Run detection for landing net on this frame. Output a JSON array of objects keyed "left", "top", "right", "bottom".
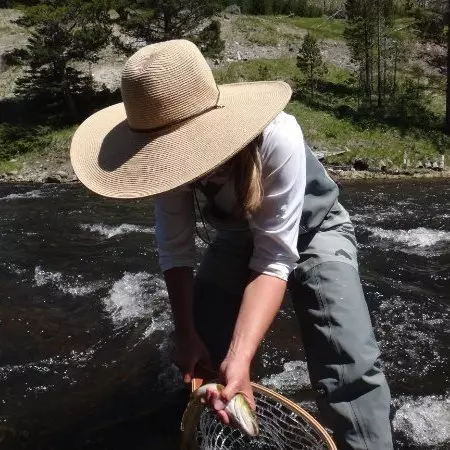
[{"left": 191, "top": 383, "right": 336, "bottom": 450}]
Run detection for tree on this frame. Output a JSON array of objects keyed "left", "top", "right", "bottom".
[
  {"left": 113, "top": 0, "right": 221, "bottom": 56},
  {"left": 344, "top": 0, "right": 394, "bottom": 106},
  {"left": 193, "top": 19, "right": 225, "bottom": 58},
  {"left": 297, "top": 32, "right": 327, "bottom": 97},
  {"left": 413, "top": 6, "right": 445, "bottom": 43},
  {"left": 446, "top": 0, "right": 450, "bottom": 134},
  {"left": 345, "top": 0, "right": 377, "bottom": 102},
  {"left": 411, "top": 0, "right": 450, "bottom": 134},
  {"left": 13, "top": 0, "right": 112, "bottom": 121}
]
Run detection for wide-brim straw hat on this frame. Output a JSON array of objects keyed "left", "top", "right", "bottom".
[{"left": 70, "top": 39, "right": 292, "bottom": 199}]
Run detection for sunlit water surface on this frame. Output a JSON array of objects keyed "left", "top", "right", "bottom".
[{"left": 0, "top": 180, "right": 448, "bottom": 449}]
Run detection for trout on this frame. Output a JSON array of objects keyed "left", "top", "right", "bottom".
[{"left": 181, "top": 383, "right": 259, "bottom": 449}]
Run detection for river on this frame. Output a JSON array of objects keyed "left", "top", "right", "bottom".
[{"left": 0, "top": 180, "right": 449, "bottom": 449}]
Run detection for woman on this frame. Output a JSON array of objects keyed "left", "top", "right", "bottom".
[{"left": 70, "top": 39, "right": 393, "bottom": 449}]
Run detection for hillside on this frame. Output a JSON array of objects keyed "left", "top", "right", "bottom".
[{"left": 0, "top": 8, "right": 448, "bottom": 182}]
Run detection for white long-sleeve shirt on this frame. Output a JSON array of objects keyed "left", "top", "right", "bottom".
[{"left": 154, "top": 112, "right": 306, "bottom": 281}]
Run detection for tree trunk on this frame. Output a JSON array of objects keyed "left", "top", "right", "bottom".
[
  {"left": 365, "top": 25, "right": 372, "bottom": 102},
  {"left": 393, "top": 43, "right": 398, "bottom": 96},
  {"left": 61, "top": 64, "right": 79, "bottom": 122},
  {"left": 54, "top": 60, "right": 78, "bottom": 122},
  {"left": 383, "top": 28, "right": 387, "bottom": 102},
  {"left": 163, "top": 9, "right": 172, "bottom": 40},
  {"left": 377, "top": 0, "right": 382, "bottom": 107},
  {"left": 358, "top": 68, "right": 362, "bottom": 108},
  {"left": 445, "top": 0, "right": 450, "bottom": 134}
]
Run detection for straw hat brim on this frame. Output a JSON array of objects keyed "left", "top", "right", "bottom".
[{"left": 70, "top": 81, "right": 292, "bottom": 199}]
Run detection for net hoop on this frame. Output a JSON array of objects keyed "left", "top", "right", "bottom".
[
  {"left": 183, "top": 378, "right": 337, "bottom": 450},
  {"left": 250, "top": 382, "right": 337, "bottom": 450}
]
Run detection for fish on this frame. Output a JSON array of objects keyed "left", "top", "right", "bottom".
[{"left": 180, "top": 383, "right": 259, "bottom": 449}]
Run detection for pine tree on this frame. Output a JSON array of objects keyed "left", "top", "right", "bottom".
[
  {"left": 13, "top": 0, "right": 112, "bottom": 121},
  {"left": 113, "top": 0, "right": 221, "bottom": 56},
  {"left": 193, "top": 19, "right": 225, "bottom": 58},
  {"left": 344, "top": 0, "right": 394, "bottom": 106},
  {"left": 297, "top": 32, "right": 327, "bottom": 97},
  {"left": 344, "top": 0, "right": 377, "bottom": 103},
  {"left": 445, "top": 0, "right": 450, "bottom": 134}
]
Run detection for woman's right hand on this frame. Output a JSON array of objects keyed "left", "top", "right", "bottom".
[{"left": 173, "top": 331, "right": 213, "bottom": 384}]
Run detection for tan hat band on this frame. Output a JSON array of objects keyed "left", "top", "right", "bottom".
[{"left": 129, "top": 103, "right": 225, "bottom": 134}]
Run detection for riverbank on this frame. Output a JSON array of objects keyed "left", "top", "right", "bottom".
[
  {"left": 0, "top": 151, "right": 448, "bottom": 184},
  {"left": 329, "top": 167, "right": 450, "bottom": 181}
]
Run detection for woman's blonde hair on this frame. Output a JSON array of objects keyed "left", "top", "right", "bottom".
[{"left": 231, "top": 137, "right": 264, "bottom": 218}]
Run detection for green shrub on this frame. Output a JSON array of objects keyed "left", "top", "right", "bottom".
[{"left": 0, "top": 124, "right": 52, "bottom": 160}]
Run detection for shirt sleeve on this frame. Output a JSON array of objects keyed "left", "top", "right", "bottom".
[
  {"left": 154, "top": 187, "right": 196, "bottom": 272},
  {"left": 248, "top": 113, "right": 306, "bottom": 281}
]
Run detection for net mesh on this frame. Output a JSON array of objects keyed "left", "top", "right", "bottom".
[{"left": 191, "top": 386, "right": 334, "bottom": 450}]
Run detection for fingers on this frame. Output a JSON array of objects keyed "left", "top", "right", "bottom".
[
  {"left": 172, "top": 332, "right": 213, "bottom": 384},
  {"left": 220, "top": 382, "right": 238, "bottom": 403},
  {"left": 174, "top": 355, "right": 194, "bottom": 384},
  {"left": 206, "top": 388, "right": 227, "bottom": 411},
  {"left": 183, "top": 358, "right": 197, "bottom": 384},
  {"left": 205, "top": 388, "right": 230, "bottom": 425},
  {"left": 217, "top": 410, "right": 230, "bottom": 425},
  {"left": 184, "top": 354, "right": 214, "bottom": 384},
  {"left": 221, "top": 383, "right": 255, "bottom": 410},
  {"left": 183, "top": 372, "right": 192, "bottom": 384}
]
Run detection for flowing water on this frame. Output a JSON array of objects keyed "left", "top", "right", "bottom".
[{"left": 0, "top": 180, "right": 449, "bottom": 449}]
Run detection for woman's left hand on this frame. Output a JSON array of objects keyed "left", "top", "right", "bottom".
[{"left": 204, "top": 355, "right": 255, "bottom": 425}]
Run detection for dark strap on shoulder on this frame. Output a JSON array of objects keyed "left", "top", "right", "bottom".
[{"left": 193, "top": 180, "right": 229, "bottom": 220}]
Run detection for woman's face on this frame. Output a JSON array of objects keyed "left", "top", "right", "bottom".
[{"left": 202, "top": 159, "right": 233, "bottom": 182}]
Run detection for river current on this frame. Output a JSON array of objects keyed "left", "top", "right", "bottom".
[{"left": 0, "top": 180, "right": 449, "bottom": 449}]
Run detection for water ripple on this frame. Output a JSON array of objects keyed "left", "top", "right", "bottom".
[
  {"left": 368, "top": 227, "right": 450, "bottom": 248},
  {"left": 0, "top": 189, "right": 44, "bottom": 201},
  {"left": 34, "top": 266, "right": 105, "bottom": 296},
  {"left": 260, "top": 361, "right": 311, "bottom": 394},
  {"left": 103, "top": 272, "right": 170, "bottom": 326},
  {"left": 393, "top": 395, "right": 450, "bottom": 447},
  {"left": 80, "top": 223, "right": 155, "bottom": 238}
]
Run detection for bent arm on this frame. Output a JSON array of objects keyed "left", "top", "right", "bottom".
[
  {"left": 164, "top": 266, "right": 195, "bottom": 339},
  {"left": 155, "top": 187, "right": 197, "bottom": 337},
  {"left": 215, "top": 271, "right": 286, "bottom": 410},
  {"left": 226, "top": 271, "right": 287, "bottom": 364},
  {"left": 155, "top": 188, "right": 213, "bottom": 380}
]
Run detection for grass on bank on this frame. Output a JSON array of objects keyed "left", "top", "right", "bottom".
[
  {"left": 275, "top": 16, "right": 346, "bottom": 40},
  {"left": 232, "top": 15, "right": 346, "bottom": 45},
  {"left": 214, "top": 57, "right": 299, "bottom": 83},
  {"left": 286, "top": 102, "right": 445, "bottom": 166},
  {"left": 232, "top": 15, "right": 415, "bottom": 46},
  {"left": 0, "top": 124, "right": 76, "bottom": 172},
  {"left": 213, "top": 57, "right": 448, "bottom": 166}
]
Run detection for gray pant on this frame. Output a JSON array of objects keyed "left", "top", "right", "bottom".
[{"left": 193, "top": 202, "right": 393, "bottom": 450}]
